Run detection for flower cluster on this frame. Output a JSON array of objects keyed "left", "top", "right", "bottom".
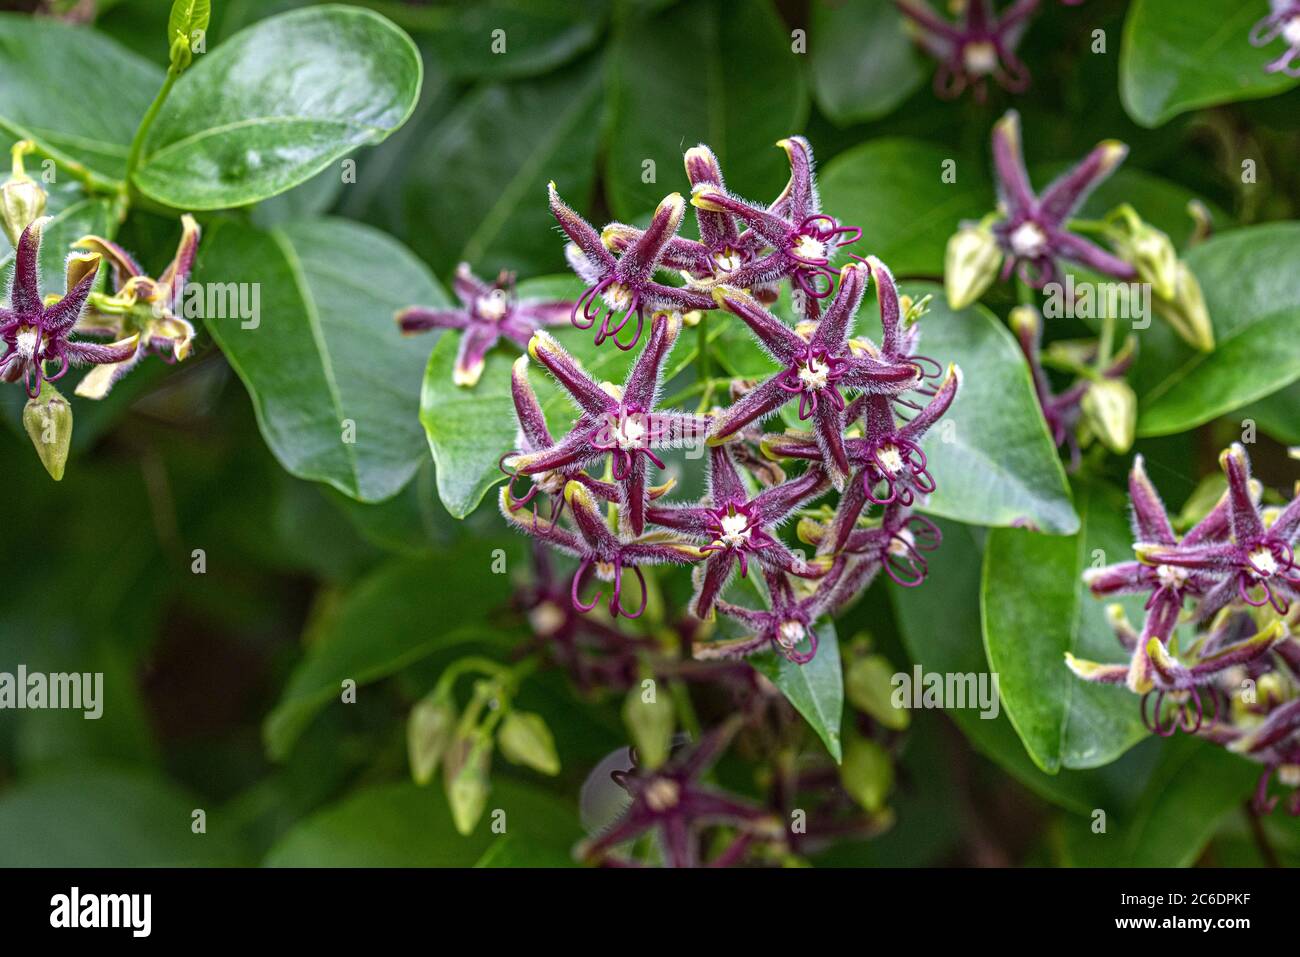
[
  {"left": 497, "top": 139, "right": 961, "bottom": 667},
  {"left": 1067, "top": 445, "right": 1300, "bottom": 813}
]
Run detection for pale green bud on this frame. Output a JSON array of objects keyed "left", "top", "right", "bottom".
[
  {"left": 1081, "top": 378, "right": 1136, "bottom": 455},
  {"left": 498, "top": 710, "right": 560, "bottom": 776},
  {"left": 845, "top": 655, "right": 909, "bottom": 730},
  {"left": 840, "top": 735, "right": 894, "bottom": 814},
  {"left": 622, "top": 678, "right": 675, "bottom": 770},
  {"left": 407, "top": 692, "right": 456, "bottom": 786},
  {"left": 23, "top": 383, "right": 73, "bottom": 482},
  {"left": 2, "top": 141, "right": 47, "bottom": 247},
  {"left": 944, "top": 225, "right": 1002, "bottom": 310},
  {"left": 1152, "top": 261, "right": 1214, "bottom": 353},
  {"left": 444, "top": 732, "right": 492, "bottom": 836}
]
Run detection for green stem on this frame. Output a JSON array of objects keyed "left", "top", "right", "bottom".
[
  {"left": 123, "top": 72, "right": 178, "bottom": 197},
  {"left": 1098, "top": 311, "right": 1116, "bottom": 369}
]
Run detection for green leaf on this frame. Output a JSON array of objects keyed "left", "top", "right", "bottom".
[
  {"left": 819, "top": 139, "right": 989, "bottom": 277},
  {"left": 168, "top": 0, "right": 212, "bottom": 72},
  {"left": 892, "top": 520, "right": 1157, "bottom": 815},
  {"left": 751, "top": 620, "right": 844, "bottom": 762},
  {"left": 399, "top": 57, "right": 603, "bottom": 278},
  {"left": 605, "top": 0, "right": 809, "bottom": 220},
  {"left": 0, "top": 15, "right": 163, "bottom": 187},
  {"left": 0, "top": 765, "right": 247, "bottom": 866},
  {"left": 199, "top": 217, "right": 441, "bottom": 503},
  {"left": 1120, "top": 0, "right": 1300, "bottom": 128},
  {"left": 1122, "top": 739, "right": 1258, "bottom": 867},
  {"left": 404, "top": 0, "right": 610, "bottom": 81},
  {"left": 1240, "top": 383, "right": 1300, "bottom": 445},
  {"left": 810, "top": 0, "right": 924, "bottom": 124},
  {"left": 899, "top": 283, "right": 1079, "bottom": 534},
  {"left": 264, "top": 553, "right": 513, "bottom": 760},
  {"left": 981, "top": 483, "right": 1149, "bottom": 775},
  {"left": 136, "top": 5, "right": 422, "bottom": 209},
  {"left": 264, "top": 778, "right": 581, "bottom": 866},
  {"left": 1137, "top": 223, "right": 1300, "bottom": 436}
]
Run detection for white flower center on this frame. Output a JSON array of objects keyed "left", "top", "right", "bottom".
[
  {"left": 1284, "top": 16, "right": 1300, "bottom": 47},
  {"left": 792, "top": 234, "right": 827, "bottom": 262},
  {"left": 1280, "top": 764, "right": 1300, "bottom": 788},
  {"left": 527, "top": 601, "right": 566, "bottom": 637},
  {"left": 1009, "top": 222, "right": 1048, "bottom": 258},
  {"left": 1155, "top": 564, "right": 1188, "bottom": 590},
  {"left": 888, "top": 529, "right": 916, "bottom": 556},
  {"left": 777, "top": 620, "right": 806, "bottom": 649},
  {"left": 797, "top": 356, "right": 830, "bottom": 391},
  {"left": 476, "top": 293, "right": 508, "bottom": 322},
  {"left": 877, "top": 443, "right": 905, "bottom": 475},
  {"left": 1248, "top": 547, "right": 1278, "bottom": 578},
  {"left": 712, "top": 247, "right": 743, "bottom": 273},
  {"left": 717, "top": 512, "right": 752, "bottom": 548},
  {"left": 644, "top": 778, "right": 681, "bottom": 812},
  {"left": 612, "top": 413, "right": 646, "bottom": 450},
  {"left": 14, "top": 326, "right": 38, "bottom": 359},
  {"left": 963, "top": 41, "right": 998, "bottom": 74},
  {"left": 602, "top": 282, "right": 634, "bottom": 311}
]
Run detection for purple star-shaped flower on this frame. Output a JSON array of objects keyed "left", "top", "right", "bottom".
[
  {"left": 396, "top": 262, "right": 571, "bottom": 387},
  {"left": 988, "top": 110, "right": 1136, "bottom": 287},
  {"left": 897, "top": 0, "right": 1040, "bottom": 101},
  {"left": 1, "top": 218, "right": 137, "bottom": 398},
  {"left": 499, "top": 477, "right": 705, "bottom": 620},
  {"left": 576, "top": 720, "right": 780, "bottom": 868},
  {"left": 708, "top": 261, "right": 922, "bottom": 490},
  {"left": 800, "top": 500, "right": 944, "bottom": 603},
  {"left": 551, "top": 185, "right": 713, "bottom": 351},
  {"left": 1251, "top": 0, "right": 1300, "bottom": 76},
  {"left": 688, "top": 138, "right": 862, "bottom": 302},
  {"left": 1138, "top": 444, "right": 1300, "bottom": 618},
  {"left": 505, "top": 311, "right": 709, "bottom": 536},
  {"left": 645, "top": 443, "right": 830, "bottom": 619}
]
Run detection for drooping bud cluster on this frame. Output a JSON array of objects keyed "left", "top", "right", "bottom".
[
  {"left": 1067, "top": 446, "right": 1300, "bottom": 814},
  {"left": 496, "top": 139, "right": 961, "bottom": 667}
]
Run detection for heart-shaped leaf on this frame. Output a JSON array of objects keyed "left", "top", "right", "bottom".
[
  {"left": 198, "top": 216, "right": 442, "bottom": 503},
  {"left": 819, "top": 139, "right": 989, "bottom": 277},
  {"left": 135, "top": 5, "right": 422, "bottom": 209},
  {"left": 0, "top": 15, "right": 161, "bottom": 188},
  {"left": 1120, "top": 0, "right": 1300, "bottom": 128},
  {"left": 751, "top": 619, "right": 844, "bottom": 763},
  {"left": 605, "top": 0, "right": 808, "bottom": 221},
  {"left": 981, "top": 482, "right": 1149, "bottom": 775},
  {"left": 900, "top": 283, "right": 1079, "bottom": 534},
  {"left": 810, "top": 0, "right": 924, "bottom": 124}
]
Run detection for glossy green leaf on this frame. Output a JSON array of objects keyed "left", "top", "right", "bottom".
[
  {"left": 892, "top": 520, "right": 1157, "bottom": 815},
  {"left": 0, "top": 15, "right": 162, "bottom": 188},
  {"left": 400, "top": 0, "right": 609, "bottom": 80},
  {"left": 0, "top": 765, "right": 247, "bottom": 866},
  {"left": 819, "top": 139, "right": 989, "bottom": 276},
  {"left": 263, "top": 553, "right": 513, "bottom": 760},
  {"left": 751, "top": 620, "right": 844, "bottom": 763},
  {"left": 1240, "top": 383, "right": 1300, "bottom": 445},
  {"left": 264, "top": 778, "right": 580, "bottom": 866},
  {"left": 1137, "top": 223, "right": 1300, "bottom": 436},
  {"left": 402, "top": 56, "right": 603, "bottom": 278},
  {"left": 136, "top": 5, "right": 422, "bottom": 209},
  {"left": 981, "top": 483, "right": 1149, "bottom": 775},
  {"left": 899, "top": 283, "right": 1079, "bottom": 534},
  {"left": 1120, "top": 0, "right": 1300, "bottom": 128},
  {"left": 810, "top": 0, "right": 924, "bottom": 124},
  {"left": 198, "top": 217, "right": 442, "bottom": 503},
  {"left": 605, "top": 0, "right": 809, "bottom": 220}
]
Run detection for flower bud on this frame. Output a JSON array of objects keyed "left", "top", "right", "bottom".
[
  {"left": 407, "top": 692, "right": 456, "bottom": 786},
  {"left": 1152, "top": 261, "right": 1214, "bottom": 353},
  {"left": 22, "top": 383, "right": 73, "bottom": 481},
  {"left": 944, "top": 224, "right": 1002, "bottom": 310},
  {"left": 1081, "top": 378, "right": 1136, "bottom": 455},
  {"left": 497, "top": 710, "right": 560, "bottom": 776},
  {"left": 1114, "top": 221, "right": 1178, "bottom": 300},
  {"left": 2, "top": 141, "right": 47, "bottom": 247},
  {"left": 840, "top": 734, "right": 893, "bottom": 814},
  {"left": 845, "top": 655, "right": 909, "bottom": 730},
  {"left": 443, "top": 732, "right": 492, "bottom": 836},
  {"left": 622, "top": 677, "right": 675, "bottom": 770}
]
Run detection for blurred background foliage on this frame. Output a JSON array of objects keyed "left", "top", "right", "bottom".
[{"left": 1, "top": 0, "right": 1298, "bottom": 867}]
